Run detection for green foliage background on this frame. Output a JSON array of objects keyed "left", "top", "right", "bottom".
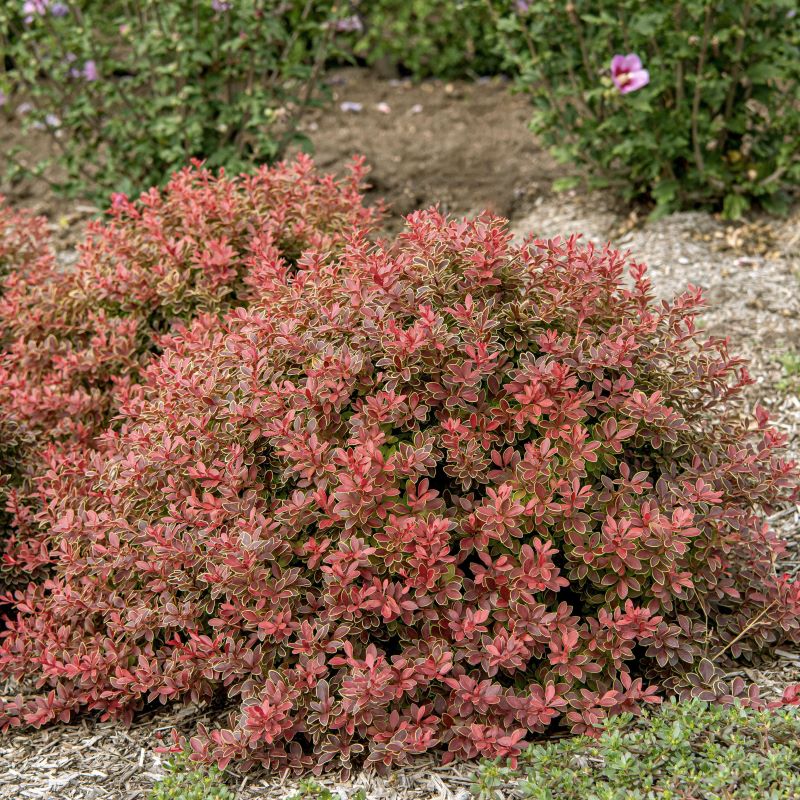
[
  {"left": 0, "top": 0, "right": 341, "bottom": 200},
  {"left": 491, "top": 0, "right": 800, "bottom": 218}
]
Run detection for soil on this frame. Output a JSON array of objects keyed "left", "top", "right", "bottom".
[
  {"left": 292, "top": 68, "right": 558, "bottom": 230},
  {"left": 1, "top": 66, "right": 799, "bottom": 800}
]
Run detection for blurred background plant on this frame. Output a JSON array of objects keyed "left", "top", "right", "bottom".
[
  {"left": 343, "top": 0, "right": 500, "bottom": 80},
  {"left": 4, "top": 1, "right": 798, "bottom": 218},
  {"left": 0, "top": 0, "right": 344, "bottom": 201},
  {"left": 778, "top": 352, "right": 800, "bottom": 393},
  {"left": 490, "top": 0, "right": 800, "bottom": 218}
]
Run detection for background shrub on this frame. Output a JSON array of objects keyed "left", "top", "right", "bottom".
[
  {"left": 1, "top": 207, "right": 797, "bottom": 773},
  {"left": 0, "top": 0, "right": 345, "bottom": 200},
  {"left": 473, "top": 698, "right": 800, "bottom": 800},
  {"left": 0, "top": 156, "right": 378, "bottom": 584},
  {"left": 344, "top": 0, "right": 500, "bottom": 80},
  {"left": 491, "top": 0, "right": 800, "bottom": 217}
]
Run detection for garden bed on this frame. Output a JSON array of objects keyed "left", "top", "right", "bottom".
[{"left": 1, "top": 67, "right": 799, "bottom": 800}]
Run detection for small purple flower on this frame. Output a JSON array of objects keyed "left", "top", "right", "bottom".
[
  {"left": 22, "top": 0, "right": 65, "bottom": 20},
  {"left": 66, "top": 53, "right": 82, "bottom": 78},
  {"left": 211, "top": 0, "right": 231, "bottom": 11},
  {"left": 610, "top": 53, "right": 650, "bottom": 94},
  {"left": 333, "top": 14, "right": 363, "bottom": 32},
  {"left": 82, "top": 60, "right": 99, "bottom": 81},
  {"left": 515, "top": 0, "right": 530, "bottom": 13},
  {"left": 32, "top": 112, "right": 61, "bottom": 130},
  {"left": 17, "top": 101, "right": 33, "bottom": 115},
  {"left": 339, "top": 101, "right": 363, "bottom": 113},
  {"left": 67, "top": 55, "right": 99, "bottom": 81}
]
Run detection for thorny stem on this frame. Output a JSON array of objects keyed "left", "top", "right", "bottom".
[{"left": 711, "top": 601, "right": 778, "bottom": 662}]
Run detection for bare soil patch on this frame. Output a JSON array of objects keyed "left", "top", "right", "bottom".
[{"left": 292, "top": 68, "right": 557, "bottom": 230}]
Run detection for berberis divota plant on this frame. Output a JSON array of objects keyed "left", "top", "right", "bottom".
[
  {"left": 0, "top": 202, "right": 798, "bottom": 774},
  {"left": 0, "top": 156, "right": 379, "bottom": 587},
  {"left": 0, "top": 197, "right": 57, "bottom": 581}
]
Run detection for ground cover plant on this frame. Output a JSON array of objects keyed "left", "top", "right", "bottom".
[
  {"left": 778, "top": 352, "right": 800, "bottom": 394},
  {"left": 0, "top": 0, "right": 344, "bottom": 199},
  {"left": 150, "top": 755, "right": 234, "bottom": 800},
  {"left": 473, "top": 698, "right": 800, "bottom": 800},
  {"left": 0, "top": 156, "right": 378, "bottom": 586},
  {"left": 492, "top": 0, "right": 800, "bottom": 218},
  {"left": 0, "top": 196, "right": 798, "bottom": 776}
]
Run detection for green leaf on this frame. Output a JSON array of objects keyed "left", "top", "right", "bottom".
[
  {"left": 722, "top": 193, "right": 750, "bottom": 219},
  {"left": 552, "top": 176, "right": 581, "bottom": 192}
]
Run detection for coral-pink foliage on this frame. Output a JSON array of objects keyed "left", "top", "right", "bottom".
[
  {"left": 0, "top": 157, "right": 378, "bottom": 580},
  {"left": 1, "top": 171, "right": 798, "bottom": 774}
]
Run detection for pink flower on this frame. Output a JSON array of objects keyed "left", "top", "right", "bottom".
[
  {"left": 82, "top": 60, "right": 98, "bottom": 81},
  {"left": 333, "top": 15, "right": 363, "bottom": 32},
  {"left": 22, "top": 0, "right": 49, "bottom": 22},
  {"left": 610, "top": 54, "right": 650, "bottom": 94}
]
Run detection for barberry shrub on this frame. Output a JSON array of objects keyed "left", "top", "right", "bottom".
[
  {"left": 0, "top": 199, "right": 54, "bottom": 579},
  {"left": 0, "top": 0, "right": 346, "bottom": 200},
  {"left": 0, "top": 197, "right": 53, "bottom": 283},
  {"left": 491, "top": 0, "right": 800, "bottom": 218},
  {"left": 0, "top": 156, "right": 378, "bottom": 582},
  {"left": 1, "top": 209, "right": 798, "bottom": 774}
]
